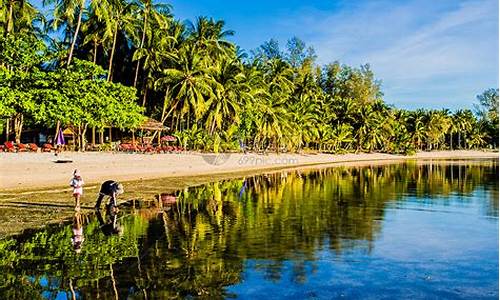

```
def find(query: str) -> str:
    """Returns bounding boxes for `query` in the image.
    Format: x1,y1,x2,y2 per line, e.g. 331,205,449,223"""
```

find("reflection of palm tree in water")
96,210,123,236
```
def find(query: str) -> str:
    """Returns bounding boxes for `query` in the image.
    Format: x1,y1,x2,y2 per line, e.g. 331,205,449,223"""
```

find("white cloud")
275,0,499,109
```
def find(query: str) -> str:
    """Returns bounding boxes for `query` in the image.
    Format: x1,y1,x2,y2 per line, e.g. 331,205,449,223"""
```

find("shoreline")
1,150,497,192
0,150,497,237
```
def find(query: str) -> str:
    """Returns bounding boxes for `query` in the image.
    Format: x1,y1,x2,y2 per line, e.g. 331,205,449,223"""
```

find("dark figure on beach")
95,180,124,211
96,210,122,236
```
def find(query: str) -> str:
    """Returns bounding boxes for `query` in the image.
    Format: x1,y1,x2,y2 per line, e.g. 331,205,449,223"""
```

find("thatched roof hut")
139,118,168,131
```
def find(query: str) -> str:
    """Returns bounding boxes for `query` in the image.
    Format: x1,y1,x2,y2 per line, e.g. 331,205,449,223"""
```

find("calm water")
0,160,498,299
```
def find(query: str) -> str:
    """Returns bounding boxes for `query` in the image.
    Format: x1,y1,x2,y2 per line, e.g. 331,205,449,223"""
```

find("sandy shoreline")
0,150,497,191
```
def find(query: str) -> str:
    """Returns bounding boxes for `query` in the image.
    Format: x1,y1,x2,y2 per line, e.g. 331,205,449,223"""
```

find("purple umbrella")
56,127,65,145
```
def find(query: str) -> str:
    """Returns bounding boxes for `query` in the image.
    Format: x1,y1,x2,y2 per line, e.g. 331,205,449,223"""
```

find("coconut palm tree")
408,109,427,150
102,0,138,81
205,57,249,135
131,0,172,88
155,43,215,131
133,14,176,107
253,94,290,152
43,0,87,65
186,16,235,58
454,109,474,149
1,0,40,35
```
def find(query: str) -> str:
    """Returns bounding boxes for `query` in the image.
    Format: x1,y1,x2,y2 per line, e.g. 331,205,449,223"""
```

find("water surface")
0,160,498,299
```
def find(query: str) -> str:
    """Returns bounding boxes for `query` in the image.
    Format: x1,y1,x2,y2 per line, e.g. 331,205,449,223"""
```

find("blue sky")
33,0,498,110
167,0,498,110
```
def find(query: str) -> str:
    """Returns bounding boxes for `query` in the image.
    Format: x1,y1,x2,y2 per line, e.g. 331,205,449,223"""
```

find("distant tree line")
0,0,497,152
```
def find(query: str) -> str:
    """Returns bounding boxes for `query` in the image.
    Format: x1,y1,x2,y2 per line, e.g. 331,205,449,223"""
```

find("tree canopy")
0,0,496,152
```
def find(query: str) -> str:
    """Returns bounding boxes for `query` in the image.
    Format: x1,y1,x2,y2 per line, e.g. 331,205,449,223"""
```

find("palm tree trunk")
54,120,61,147
141,80,148,106
134,9,149,88
81,123,88,151
6,0,14,33
5,119,9,141
107,22,119,81
93,39,98,64
458,132,461,149
67,2,84,66
77,125,81,150
14,113,23,144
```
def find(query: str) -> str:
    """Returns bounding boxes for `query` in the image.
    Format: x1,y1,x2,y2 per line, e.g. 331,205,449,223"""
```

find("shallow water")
0,160,498,299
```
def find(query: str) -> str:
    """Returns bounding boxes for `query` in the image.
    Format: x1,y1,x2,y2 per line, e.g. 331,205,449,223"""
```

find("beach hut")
88,117,168,147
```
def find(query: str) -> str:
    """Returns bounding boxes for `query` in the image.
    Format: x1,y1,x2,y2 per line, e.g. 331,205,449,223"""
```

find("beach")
1,150,497,191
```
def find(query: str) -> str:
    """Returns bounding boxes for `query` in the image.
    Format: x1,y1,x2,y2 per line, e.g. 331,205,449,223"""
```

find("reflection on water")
0,160,498,299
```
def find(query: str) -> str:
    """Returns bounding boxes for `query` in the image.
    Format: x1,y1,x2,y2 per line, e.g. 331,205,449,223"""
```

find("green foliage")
0,0,495,152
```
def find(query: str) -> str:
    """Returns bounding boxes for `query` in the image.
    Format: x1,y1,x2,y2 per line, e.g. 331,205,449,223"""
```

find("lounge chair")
4,141,16,152
42,143,53,152
29,143,39,152
17,143,28,152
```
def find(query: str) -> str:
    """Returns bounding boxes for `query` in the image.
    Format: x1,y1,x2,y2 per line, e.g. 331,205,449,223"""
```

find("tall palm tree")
454,109,474,149
43,0,88,65
132,0,171,88
253,94,290,152
425,109,451,150
155,44,214,130
103,0,138,81
186,16,235,58
205,57,248,135
408,109,426,150
81,9,106,63
1,0,39,35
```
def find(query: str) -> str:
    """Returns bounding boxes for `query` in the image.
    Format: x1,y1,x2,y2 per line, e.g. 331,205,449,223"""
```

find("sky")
166,0,499,110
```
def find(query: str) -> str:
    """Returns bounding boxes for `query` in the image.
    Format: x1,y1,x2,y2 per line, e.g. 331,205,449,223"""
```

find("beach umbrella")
56,127,65,145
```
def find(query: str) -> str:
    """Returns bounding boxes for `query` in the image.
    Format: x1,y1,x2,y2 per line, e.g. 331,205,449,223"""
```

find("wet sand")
1,150,497,191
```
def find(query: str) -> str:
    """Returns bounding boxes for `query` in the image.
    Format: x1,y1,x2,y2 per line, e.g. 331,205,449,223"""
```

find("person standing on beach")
94,180,124,211
70,169,84,211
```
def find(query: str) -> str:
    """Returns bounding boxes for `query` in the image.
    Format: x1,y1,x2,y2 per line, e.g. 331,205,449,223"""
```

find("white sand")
0,150,497,191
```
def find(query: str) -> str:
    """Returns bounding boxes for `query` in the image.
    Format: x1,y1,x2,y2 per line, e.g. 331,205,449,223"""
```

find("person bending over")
95,180,124,211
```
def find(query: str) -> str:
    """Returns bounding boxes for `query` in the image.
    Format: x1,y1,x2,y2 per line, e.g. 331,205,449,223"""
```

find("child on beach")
70,169,84,211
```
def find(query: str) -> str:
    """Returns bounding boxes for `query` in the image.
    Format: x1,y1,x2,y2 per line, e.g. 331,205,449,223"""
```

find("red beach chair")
29,143,39,152
144,145,154,153
118,143,130,152
17,143,28,152
4,141,16,152
42,143,53,152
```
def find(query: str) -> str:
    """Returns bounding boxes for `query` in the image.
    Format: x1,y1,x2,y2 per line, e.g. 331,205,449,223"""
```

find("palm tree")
132,0,171,88
133,15,176,107
205,57,248,135
253,94,291,152
329,123,354,152
409,109,426,150
43,0,87,65
454,109,474,149
1,0,39,35
102,0,138,81
186,16,235,58
155,44,214,131
354,102,385,152
81,2,109,64
467,125,487,149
